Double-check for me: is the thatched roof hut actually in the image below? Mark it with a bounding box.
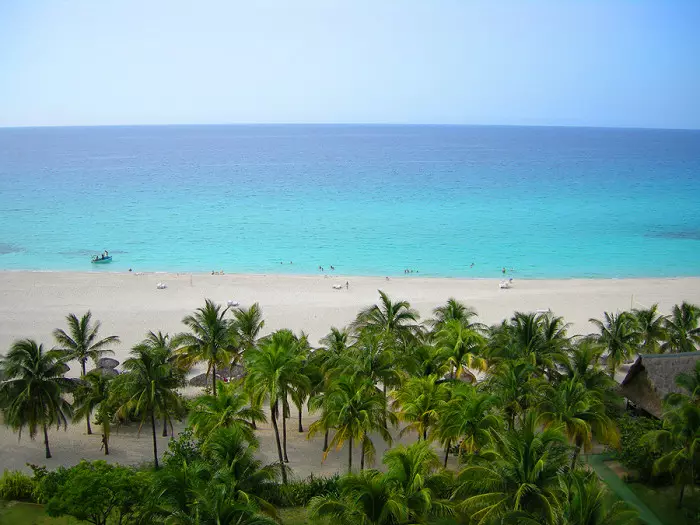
[620,352,700,418]
[97,357,120,369]
[95,367,119,377]
[188,365,246,387]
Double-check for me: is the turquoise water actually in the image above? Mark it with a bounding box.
[0,125,699,278]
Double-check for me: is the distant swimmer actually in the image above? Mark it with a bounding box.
[470,262,474,268]
[502,267,506,275]
[330,265,335,270]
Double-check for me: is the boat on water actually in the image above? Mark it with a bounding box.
[91,254,112,264]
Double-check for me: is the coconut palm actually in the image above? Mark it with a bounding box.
[454,411,569,524]
[309,469,408,525]
[320,326,354,357]
[487,359,541,430]
[175,299,237,397]
[662,302,700,354]
[402,343,451,379]
[561,470,639,525]
[631,304,667,354]
[73,370,114,454]
[308,374,391,472]
[189,380,266,445]
[0,339,74,458]
[392,375,450,442]
[435,319,487,379]
[111,344,182,468]
[383,441,454,522]
[540,377,619,469]
[232,302,265,352]
[53,311,119,434]
[589,311,639,377]
[53,311,120,377]
[431,298,481,330]
[244,329,306,482]
[666,361,700,407]
[353,290,419,344]
[564,340,620,410]
[434,383,502,467]
[643,401,700,508]
[139,331,187,436]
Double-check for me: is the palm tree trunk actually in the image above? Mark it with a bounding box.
[677,483,685,508]
[80,361,93,435]
[571,444,581,470]
[150,410,159,469]
[443,440,450,468]
[323,429,329,452]
[298,405,304,432]
[348,435,353,474]
[103,423,110,456]
[382,383,388,427]
[43,422,51,459]
[282,401,289,462]
[423,428,427,441]
[211,360,217,397]
[360,436,365,470]
[162,415,168,437]
[86,409,93,435]
[270,400,287,484]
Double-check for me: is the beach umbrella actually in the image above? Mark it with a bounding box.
[95,367,119,377]
[97,357,120,369]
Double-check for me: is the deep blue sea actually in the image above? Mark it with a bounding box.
[1,125,699,278]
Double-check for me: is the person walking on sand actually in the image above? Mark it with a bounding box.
[345,281,349,289]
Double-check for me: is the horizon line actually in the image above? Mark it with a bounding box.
[1,122,699,132]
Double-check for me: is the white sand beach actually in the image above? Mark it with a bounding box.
[1,271,700,475]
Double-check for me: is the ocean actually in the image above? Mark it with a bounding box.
[0,125,699,278]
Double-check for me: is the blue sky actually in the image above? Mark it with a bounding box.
[1,0,699,128]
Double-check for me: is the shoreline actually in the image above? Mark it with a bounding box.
[2,268,700,281]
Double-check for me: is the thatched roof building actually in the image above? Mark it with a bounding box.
[620,352,700,418]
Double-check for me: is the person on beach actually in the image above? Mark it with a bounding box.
[346,281,349,289]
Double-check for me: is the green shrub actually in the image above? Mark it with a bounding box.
[609,413,663,482]
[0,469,36,502]
[260,474,340,507]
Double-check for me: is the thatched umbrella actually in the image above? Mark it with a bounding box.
[98,357,120,369]
[95,367,119,377]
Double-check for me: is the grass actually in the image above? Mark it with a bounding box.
[0,501,81,524]
[627,483,700,525]
[278,507,314,524]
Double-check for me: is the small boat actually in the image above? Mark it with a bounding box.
[91,255,112,264]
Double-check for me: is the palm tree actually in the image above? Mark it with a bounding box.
[434,383,502,467]
[435,319,487,379]
[0,339,74,458]
[175,299,237,397]
[73,370,114,454]
[666,361,700,407]
[309,469,408,525]
[308,374,391,472]
[189,380,266,445]
[111,343,182,468]
[402,343,451,379]
[540,377,619,469]
[353,290,419,344]
[138,331,187,437]
[564,340,620,411]
[431,298,481,329]
[454,411,569,524]
[383,441,454,523]
[53,311,119,434]
[320,326,353,357]
[643,401,700,508]
[244,330,306,482]
[232,302,265,352]
[632,304,667,354]
[589,311,639,377]
[562,470,639,525]
[392,375,449,442]
[487,360,541,430]
[662,302,700,354]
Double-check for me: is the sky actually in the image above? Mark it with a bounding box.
[1,0,699,129]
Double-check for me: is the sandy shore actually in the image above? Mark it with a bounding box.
[1,271,700,474]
